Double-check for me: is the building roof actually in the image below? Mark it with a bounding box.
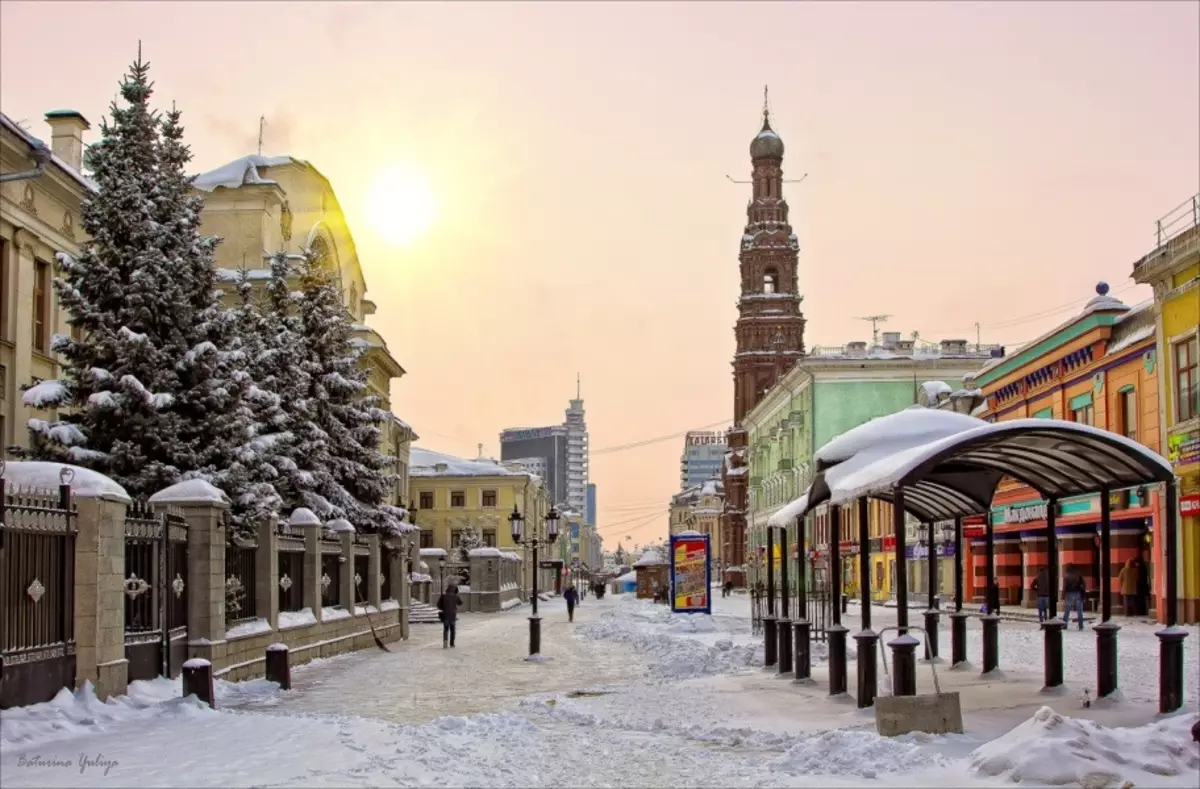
[410,447,527,478]
[0,111,96,193]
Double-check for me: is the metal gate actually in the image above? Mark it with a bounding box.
[0,464,77,709]
[806,560,831,644]
[123,501,189,681]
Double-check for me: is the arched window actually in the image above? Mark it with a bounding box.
[763,270,778,294]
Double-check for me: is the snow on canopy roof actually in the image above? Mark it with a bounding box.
[815,407,984,467]
[0,461,130,503]
[823,418,1175,522]
[148,478,228,507]
[410,447,525,478]
[633,549,665,567]
[191,154,299,192]
[767,492,808,527]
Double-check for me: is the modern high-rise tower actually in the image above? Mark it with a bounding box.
[722,90,807,585]
[565,374,589,516]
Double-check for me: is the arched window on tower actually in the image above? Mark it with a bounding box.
[763,269,778,294]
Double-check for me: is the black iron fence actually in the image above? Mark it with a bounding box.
[380,547,394,601]
[277,550,305,612]
[320,551,342,608]
[225,542,258,626]
[123,500,189,681]
[0,464,78,710]
[354,553,369,606]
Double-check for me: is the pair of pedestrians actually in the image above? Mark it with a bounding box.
[436,583,583,647]
[1029,564,1090,629]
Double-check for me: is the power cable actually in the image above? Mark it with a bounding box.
[921,283,1140,337]
[592,419,730,456]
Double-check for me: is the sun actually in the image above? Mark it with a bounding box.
[366,164,437,246]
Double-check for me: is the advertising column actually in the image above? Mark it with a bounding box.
[669,533,712,614]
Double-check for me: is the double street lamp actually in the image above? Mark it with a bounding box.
[510,504,559,656]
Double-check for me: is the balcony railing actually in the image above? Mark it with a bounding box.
[1154,193,1200,250]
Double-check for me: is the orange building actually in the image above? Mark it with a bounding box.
[971,284,1161,615]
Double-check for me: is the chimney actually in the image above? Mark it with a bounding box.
[43,110,90,173]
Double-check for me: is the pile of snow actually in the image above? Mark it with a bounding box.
[771,728,952,778]
[575,598,760,679]
[969,706,1200,787]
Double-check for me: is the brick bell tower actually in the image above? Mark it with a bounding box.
[722,88,807,587]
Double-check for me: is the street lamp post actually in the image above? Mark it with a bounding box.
[511,504,559,656]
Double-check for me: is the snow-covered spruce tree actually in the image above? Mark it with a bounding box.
[456,525,485,563]
[293,248,396,533]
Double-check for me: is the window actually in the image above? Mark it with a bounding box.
[762,271,777,294]
[1072,404,1094,426]
[450,491,465,508]
[1174,337,1198,423]
[33,259,50,352]
[1118,388,1137,440]
[419,530,434,549]
[419,491,434,510]
[483,530,497,547]
[482,490,497,508]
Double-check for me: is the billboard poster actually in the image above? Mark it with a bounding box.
[669,533,711,614]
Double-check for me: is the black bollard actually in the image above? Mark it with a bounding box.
[1157,628,1188,714]
[777,618,793,675]
[923,610,940,660]
[981,614,1000,674]
[827,624,849,696]
[950,611,969,667]
[793,619,814,683]
[889,633,919,696]
[182,658,215,708]
[853,630,879,708]
[1041,619,1066,690]
[763,616,778,667]
[265,644,291,690]
[529,615,542,656]
[1095,621,1120,698]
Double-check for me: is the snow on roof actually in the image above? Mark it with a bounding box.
[674,530,702,537]
[191,154,298,193]
[700,479,723,496]
[614,571,637,584]
[410,447,525,478]
[147,478,228,507]
[0,461,130,503]
[767,492,809,527]
[827,417,1174,509]
[0,112,97,193]
[919,380,952,403]
[633,549,665,567]
[289,507,322,527]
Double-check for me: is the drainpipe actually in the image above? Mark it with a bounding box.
[0,140,53,183]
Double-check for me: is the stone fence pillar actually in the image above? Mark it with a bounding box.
[257,516,279,629]
[304,524,323,622]
[148,480,230,667]
[469,548,502,613]
[73,491,131,701]
[366,534,382,610]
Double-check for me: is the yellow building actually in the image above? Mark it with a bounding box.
[1133,193,1200,623]
[669,479,725,570]
[1,111,92,455]
[193,154,413,506]
[408,447,552,593]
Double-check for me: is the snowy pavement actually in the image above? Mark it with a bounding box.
[1,593,1197,788]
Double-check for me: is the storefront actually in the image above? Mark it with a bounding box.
[1168,424,1199,623]
[905,539,956,603]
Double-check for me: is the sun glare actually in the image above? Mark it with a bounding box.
[366,164,437,246]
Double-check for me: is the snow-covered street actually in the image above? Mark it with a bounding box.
[2,593,1197,788]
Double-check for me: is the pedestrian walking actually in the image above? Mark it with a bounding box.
[563,584,579,622]
[436,583,464,648]
[1062,564,1086,630]
[1118,558,1139,616]
[1032,566,1050,622]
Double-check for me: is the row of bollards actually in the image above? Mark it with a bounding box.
[181,643,293,709]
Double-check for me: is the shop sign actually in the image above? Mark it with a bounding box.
[1167,427,1199,468]
[1182,494,1200,517]
[1004,502,1047,524]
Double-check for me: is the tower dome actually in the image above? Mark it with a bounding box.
[750,115,784,160]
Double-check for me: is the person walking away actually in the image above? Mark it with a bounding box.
[1062,564,1086,630]
[563,584,579,622]
[1032,566,1050,622]
[1118,558,1139,616]
[1135,555,1150,616]
[436,583,464,648]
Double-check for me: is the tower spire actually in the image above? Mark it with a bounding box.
[762,84,771,129]
[576,372,581,400]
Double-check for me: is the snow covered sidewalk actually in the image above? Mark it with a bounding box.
[1,593,1197,788]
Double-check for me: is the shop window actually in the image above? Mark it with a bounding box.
[1174,337,1198,423]
[1072,404,1094,426]
[1118,387,1137,440]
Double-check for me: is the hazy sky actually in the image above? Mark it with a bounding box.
[2,1,1197,548]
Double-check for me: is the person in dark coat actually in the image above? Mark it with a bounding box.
[563,584,579,622]
[1062,565,1086,630]
[436,583,464,648]
[1031,566,1051,622]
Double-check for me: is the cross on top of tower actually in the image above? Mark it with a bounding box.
[762,84,772,129]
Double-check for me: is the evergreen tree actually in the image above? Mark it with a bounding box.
[293,248,396,533]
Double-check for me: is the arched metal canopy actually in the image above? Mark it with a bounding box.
[791,418,1175,524]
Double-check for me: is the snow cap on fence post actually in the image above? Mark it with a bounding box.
[288,507,322,528]
[147,478,230,509]
[328,518,356,534]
